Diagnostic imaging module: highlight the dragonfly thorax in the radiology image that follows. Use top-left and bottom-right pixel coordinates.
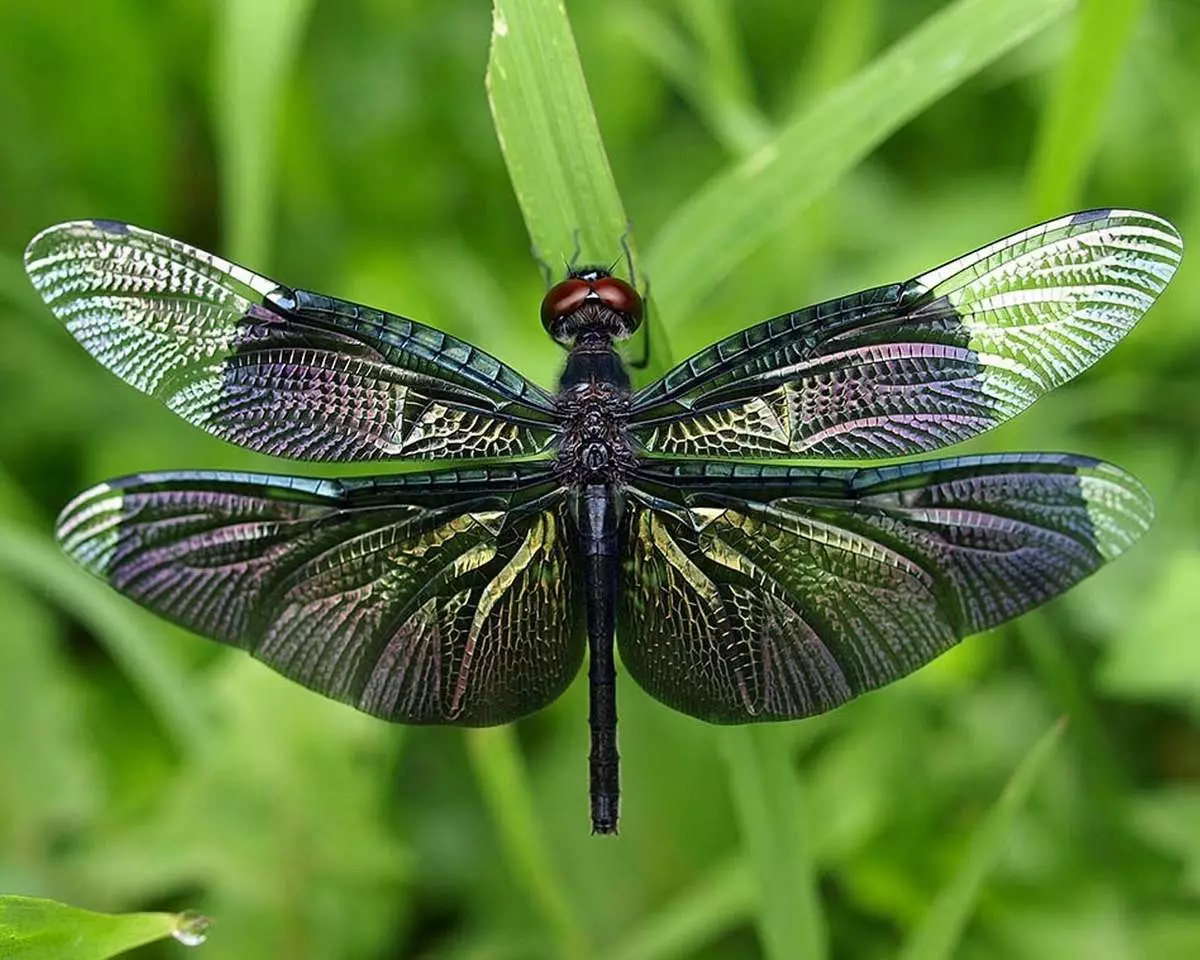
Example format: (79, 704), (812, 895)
(554, 379), (634, 486)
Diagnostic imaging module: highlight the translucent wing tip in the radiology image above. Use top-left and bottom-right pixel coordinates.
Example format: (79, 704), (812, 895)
(55, 480), (125, 578)
(1097, 207), (1185, 292)
(1077, 208), (1182, 300)
(25, 218), (132, 282)
(1077, 458), (1155, 562)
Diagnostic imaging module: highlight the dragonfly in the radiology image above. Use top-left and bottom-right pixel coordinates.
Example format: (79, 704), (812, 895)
(25, 209), (1181, 834)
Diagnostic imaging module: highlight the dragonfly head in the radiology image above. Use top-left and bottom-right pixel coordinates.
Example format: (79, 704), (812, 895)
(541, 267), (644, 347)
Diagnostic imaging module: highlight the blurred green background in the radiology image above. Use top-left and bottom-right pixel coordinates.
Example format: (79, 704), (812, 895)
(1, 0), (1199, 957)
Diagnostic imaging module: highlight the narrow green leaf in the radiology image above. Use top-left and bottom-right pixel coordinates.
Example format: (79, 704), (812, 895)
(1027, 0), (1149, 218)
(615, 4), (770, 157)
(215, 0), (316, 266)
(606, 857), (753, 960)
(721, 726), (824, 960)
(675, 0), (757, 109)
(0, 895), (208, 959)
(0, 578), (94, 857)
(793, 0), (879, 104)
(674, 0), (772, 153)
(487, 0), (671, 379)
(488, 0), (634, 269)
(0, 521), (209, 754)
(897, 718), (1068, 960)
(648, 0), (1076, 325)
(465, 727), (590, 960)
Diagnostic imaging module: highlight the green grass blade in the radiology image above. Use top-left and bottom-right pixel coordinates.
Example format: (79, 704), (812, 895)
(0, 521), (209, 755)
(674, 0), (771, 153)
(676, 0), (757, 109)
(897, 718), (1068, 960)
(1026, 0), (1149, 217)
(721, 726), (824, 960)
(615, 4), (770, 157)
(647, 0), (1076, 325)
(605, 857), (753, 960)
(464, 727), (590, 960)
(487, 0), (671, 379)
(0, 895), (209, 959)
(215, 0), (316, 266)
(487, 0), (634, 269)
(793, 0), (879, 105)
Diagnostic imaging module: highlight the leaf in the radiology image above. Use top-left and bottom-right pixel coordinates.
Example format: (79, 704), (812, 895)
(0, 578), (95, 858)
(488, 0), (634, 270)
(0, 895), (208, 959)
(466, 727), (590, 960)
(647, 0), (1076, 324)
(214, 0), (317, 266)
(720, 726), (825, 960)
(1026, 0), (1150, 217)
(0, 521), (209, 754)
(897, 718), (1067, 960)
(487, 0), (671, 381)
(1095, 549), (1200, 705)
(615, 2), (770, 157)
(605, 857), (752, 960)
(75, 658), (408, 959)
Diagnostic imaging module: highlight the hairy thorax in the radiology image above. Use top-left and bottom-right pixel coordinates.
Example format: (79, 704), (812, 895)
(555, 381), (635, 486)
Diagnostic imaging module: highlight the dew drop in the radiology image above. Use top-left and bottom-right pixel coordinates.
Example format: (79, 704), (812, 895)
(171, 911), (211, 947)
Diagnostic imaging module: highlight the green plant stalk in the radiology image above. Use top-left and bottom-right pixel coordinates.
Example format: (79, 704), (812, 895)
(605, 857), (753, 960)
(1027, 0), (1150, 218)
(465, 727), (590, 960)
(721, 725), (825, 960)
(897, 718), (1068, 960)
(0, 521), (209, 755)
(615, 4), (770, 157)
(648, 0), (1076, 326)
(215, 0), (317, 267)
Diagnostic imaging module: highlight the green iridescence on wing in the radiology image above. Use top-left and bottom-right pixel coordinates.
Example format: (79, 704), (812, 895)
(630, 210), (1181, 460)
(28, 209), (1180, 738)
(24, 220), (559, 463)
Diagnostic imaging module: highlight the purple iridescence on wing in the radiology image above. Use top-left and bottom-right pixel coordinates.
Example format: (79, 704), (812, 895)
(631, 210), (1182, 460)
(618, 454), (1151, 722)
(24, 220), (559, 463)
(56, 469), (583, 726)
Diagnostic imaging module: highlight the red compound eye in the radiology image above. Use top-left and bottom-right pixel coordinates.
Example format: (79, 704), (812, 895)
(591, 276), (644, 322)
(541, 278), (591, 330)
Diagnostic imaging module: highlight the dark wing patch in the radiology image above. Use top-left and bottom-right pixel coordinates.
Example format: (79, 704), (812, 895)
(631, 210), (1181, 459)
(618, 454), (1151, 722)
(57, 467), (582, 725)
(26, 221), (559, 462)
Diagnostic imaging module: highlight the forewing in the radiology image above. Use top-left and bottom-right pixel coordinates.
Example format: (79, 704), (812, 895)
(619, 455), (1151, 722)
(57, 467), (582, 725)
(26, 220), (559, 461)
(632, 210), (1181, 459)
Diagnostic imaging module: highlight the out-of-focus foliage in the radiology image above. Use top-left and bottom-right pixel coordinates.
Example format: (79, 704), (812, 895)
(0, 0), (1197, 957)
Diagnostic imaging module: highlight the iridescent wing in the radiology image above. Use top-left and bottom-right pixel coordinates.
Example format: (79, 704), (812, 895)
(25, 220), (559, 461)
(631, 210), (1181, 459)
(57, 466), (581, 725)
(619, 454), (1151, 722)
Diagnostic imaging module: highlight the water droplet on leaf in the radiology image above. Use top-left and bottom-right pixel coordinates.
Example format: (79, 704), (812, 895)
(171, 911), (211, 947)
